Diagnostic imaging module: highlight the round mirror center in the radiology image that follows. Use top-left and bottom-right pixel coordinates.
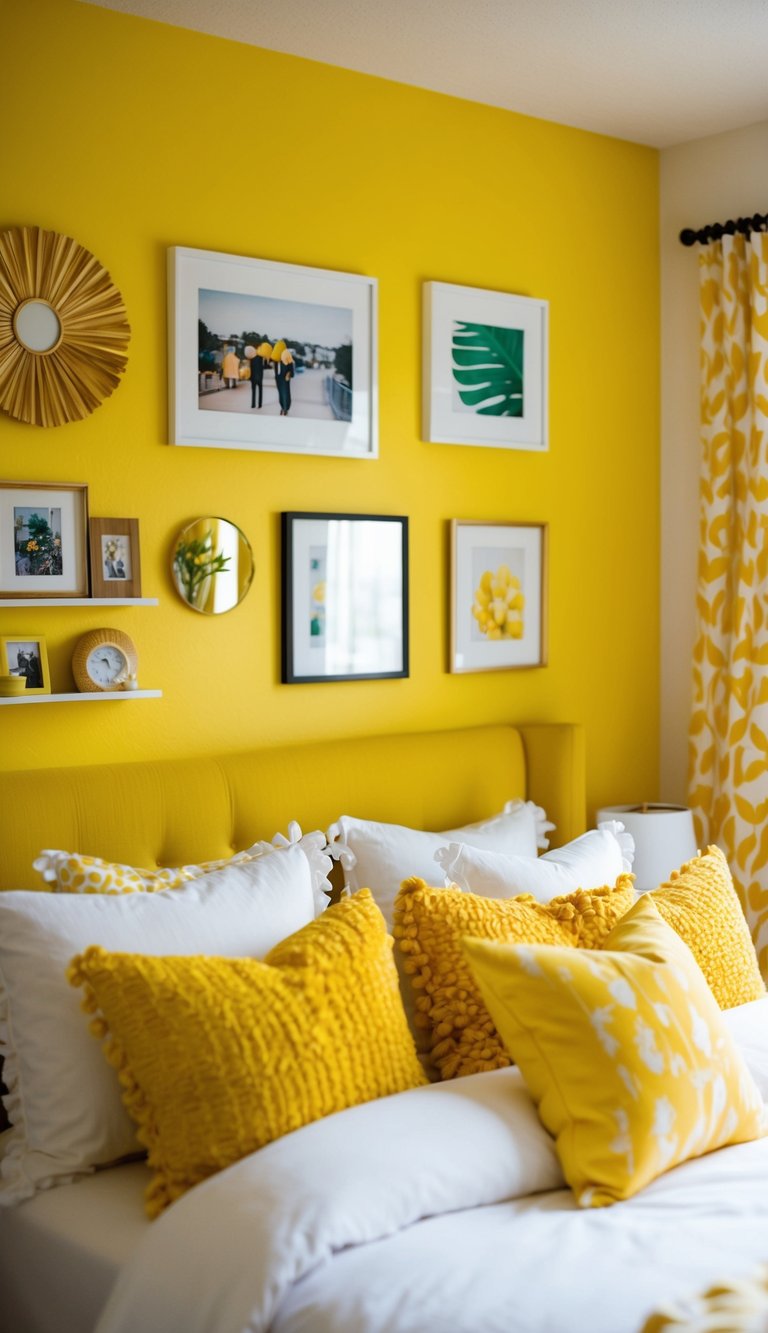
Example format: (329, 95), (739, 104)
(13, 300), (62, 353)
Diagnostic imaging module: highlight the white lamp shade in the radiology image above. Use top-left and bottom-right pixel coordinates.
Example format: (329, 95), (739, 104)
(596, 804), (698, 893)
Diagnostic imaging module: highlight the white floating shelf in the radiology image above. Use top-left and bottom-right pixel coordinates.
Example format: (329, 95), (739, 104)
(0, 690), (162, 706)
(0, 598), (158, 608)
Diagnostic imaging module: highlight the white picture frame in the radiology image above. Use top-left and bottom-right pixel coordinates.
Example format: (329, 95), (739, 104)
(450, 520), (547, 673)
(169, 247), (378, 458)
(423, 281), (548, 450)
(0, 481), (89, 598)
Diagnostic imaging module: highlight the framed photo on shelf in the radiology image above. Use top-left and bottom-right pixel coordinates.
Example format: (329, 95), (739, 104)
(423, 282), (548, 450)
(0, 634), (51, 694)
(450, 520), (547, 673)
(89, 518), (141, 598)
(169, 247), (378, 459)
(0, 481), (89, 598)
(281, 512), (408, 683)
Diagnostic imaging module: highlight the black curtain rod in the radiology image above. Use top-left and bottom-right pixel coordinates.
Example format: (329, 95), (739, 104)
(679, 212), (768, 246)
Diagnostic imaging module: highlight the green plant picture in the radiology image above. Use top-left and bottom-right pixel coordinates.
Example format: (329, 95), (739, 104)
(451, 321), (524, 417)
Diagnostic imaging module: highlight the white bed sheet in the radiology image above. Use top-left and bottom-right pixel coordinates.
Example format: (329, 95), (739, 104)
(96, 998), (768, 1333)
(3, 999), (767, 1333)
(0, 1159), (149, 1333)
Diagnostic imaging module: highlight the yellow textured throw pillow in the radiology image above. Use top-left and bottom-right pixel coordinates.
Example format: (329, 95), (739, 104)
(69, 889), (425, 1217)
(648, 846), (764, 1009)
(463, 895), (768, 1208)
(393, 875), (636, 1080)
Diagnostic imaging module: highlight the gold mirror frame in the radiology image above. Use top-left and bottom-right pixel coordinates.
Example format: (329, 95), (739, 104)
(171, 517), (254, 615)
(0, 225), (130, 427)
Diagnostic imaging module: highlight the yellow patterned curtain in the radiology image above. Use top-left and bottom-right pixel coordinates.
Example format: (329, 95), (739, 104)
(689, 232), (768, 975)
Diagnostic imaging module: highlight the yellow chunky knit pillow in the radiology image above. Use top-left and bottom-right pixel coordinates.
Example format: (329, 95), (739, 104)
(69, 889), (425, 1217)
(464, 896), (768, 1208)
(393, 874), (636, 1080)
(648, 846), (764, 1009)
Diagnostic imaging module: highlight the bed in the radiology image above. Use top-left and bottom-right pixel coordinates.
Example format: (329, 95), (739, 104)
(1, 720), (767, 1333)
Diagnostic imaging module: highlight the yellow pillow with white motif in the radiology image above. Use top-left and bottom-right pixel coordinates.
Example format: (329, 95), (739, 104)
(463, 895), (768, 1208)
(69, 889), (425, 1217)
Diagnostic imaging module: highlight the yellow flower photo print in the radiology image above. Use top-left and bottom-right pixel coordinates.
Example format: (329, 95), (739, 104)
(451, 520), (546, 672)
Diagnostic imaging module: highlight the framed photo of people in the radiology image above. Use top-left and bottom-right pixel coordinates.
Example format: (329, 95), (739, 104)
(0, 481), (89, 598)
(88, 517), (141, 598)
(0, 634), (51, 694)
(169, 247), (378, 459)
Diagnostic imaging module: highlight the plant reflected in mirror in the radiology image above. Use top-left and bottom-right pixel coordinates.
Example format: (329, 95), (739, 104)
(171, 517), (253, 614)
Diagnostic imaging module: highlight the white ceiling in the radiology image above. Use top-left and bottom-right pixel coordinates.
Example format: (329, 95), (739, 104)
(80, 0), (768, 149)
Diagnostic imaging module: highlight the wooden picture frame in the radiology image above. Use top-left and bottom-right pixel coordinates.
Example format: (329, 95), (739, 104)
(282, 512), (409, 683)
(0, 634), (51, 694)
(450, 520), (547, 672)
(0, 481), (89, 598)
(88, 518), (141, 598)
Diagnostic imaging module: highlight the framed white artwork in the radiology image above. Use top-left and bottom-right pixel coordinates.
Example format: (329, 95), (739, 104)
(169, 247), (378, 458)
(450, 520), (547, 672)
(282, 512), (408, 683)
(424, 281), (548, 450)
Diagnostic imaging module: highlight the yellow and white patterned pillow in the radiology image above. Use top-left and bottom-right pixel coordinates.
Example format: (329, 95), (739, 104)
(33, 849), (251, 894)
(463, 895), (768, 1207)
(34, 822), (332, 907)
(69, 889), (426, 1217)
(641, 1265), (768, 1332)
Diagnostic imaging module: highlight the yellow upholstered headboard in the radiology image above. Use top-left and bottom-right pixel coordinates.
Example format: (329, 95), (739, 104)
(0, 722), (585, 890)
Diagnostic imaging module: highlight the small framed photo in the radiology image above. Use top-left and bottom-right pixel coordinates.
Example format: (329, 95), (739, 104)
(450, 520), (547, 673)
(0, 481), (89, 598)
(0, 635), (51, 694)
(423, 282), (548, 450)
(282, 512), (408, 683)
(169, 247), (378, 458)
(89, 518), (141, 598)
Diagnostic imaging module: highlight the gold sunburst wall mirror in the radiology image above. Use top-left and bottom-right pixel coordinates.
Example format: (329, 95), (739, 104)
(0, 225), (130, 427)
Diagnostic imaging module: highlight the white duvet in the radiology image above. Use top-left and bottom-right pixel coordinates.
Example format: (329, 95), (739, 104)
(97, 998), (768, 1333)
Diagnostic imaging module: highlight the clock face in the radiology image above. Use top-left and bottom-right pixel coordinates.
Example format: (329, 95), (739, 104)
(86, 643), (128, 688)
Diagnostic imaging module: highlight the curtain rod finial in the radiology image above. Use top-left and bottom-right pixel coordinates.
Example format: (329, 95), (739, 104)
(679, 228), (698, 247)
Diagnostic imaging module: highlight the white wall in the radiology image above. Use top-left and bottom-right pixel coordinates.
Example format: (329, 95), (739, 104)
(660, 119), (768, 801)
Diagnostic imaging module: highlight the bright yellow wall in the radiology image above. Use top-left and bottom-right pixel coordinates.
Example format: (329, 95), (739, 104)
(1, 0), (660, 819)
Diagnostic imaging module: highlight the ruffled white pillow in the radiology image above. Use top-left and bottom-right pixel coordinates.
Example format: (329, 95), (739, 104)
(435, 821), (635, 903)
(327, 801), (553, 928)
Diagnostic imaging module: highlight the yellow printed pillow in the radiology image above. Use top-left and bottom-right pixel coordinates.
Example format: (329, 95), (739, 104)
(641, 1264), (768, 1333)
(33, 848), (253, 894)
(649, 846), (765, 1009)
(393, 874), (636, 1080)
(69, 889), (425, 1217)
(463, 895), (768, 1208)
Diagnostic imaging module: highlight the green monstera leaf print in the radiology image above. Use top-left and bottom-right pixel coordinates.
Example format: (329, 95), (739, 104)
(451, 321), (524, 417)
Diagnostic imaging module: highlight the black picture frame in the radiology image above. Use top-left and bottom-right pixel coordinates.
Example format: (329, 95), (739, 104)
(281, 512), (409, 684)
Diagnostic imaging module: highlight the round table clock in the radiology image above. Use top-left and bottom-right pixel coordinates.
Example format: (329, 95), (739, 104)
(71, 628), (138, 693)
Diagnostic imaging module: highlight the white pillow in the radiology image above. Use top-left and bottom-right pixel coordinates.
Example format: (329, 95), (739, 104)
(33, 821), (331, 913)
(327, 801), (553, 927)
(0, 839), (325, 1206)
(434, 820), (635, 902)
